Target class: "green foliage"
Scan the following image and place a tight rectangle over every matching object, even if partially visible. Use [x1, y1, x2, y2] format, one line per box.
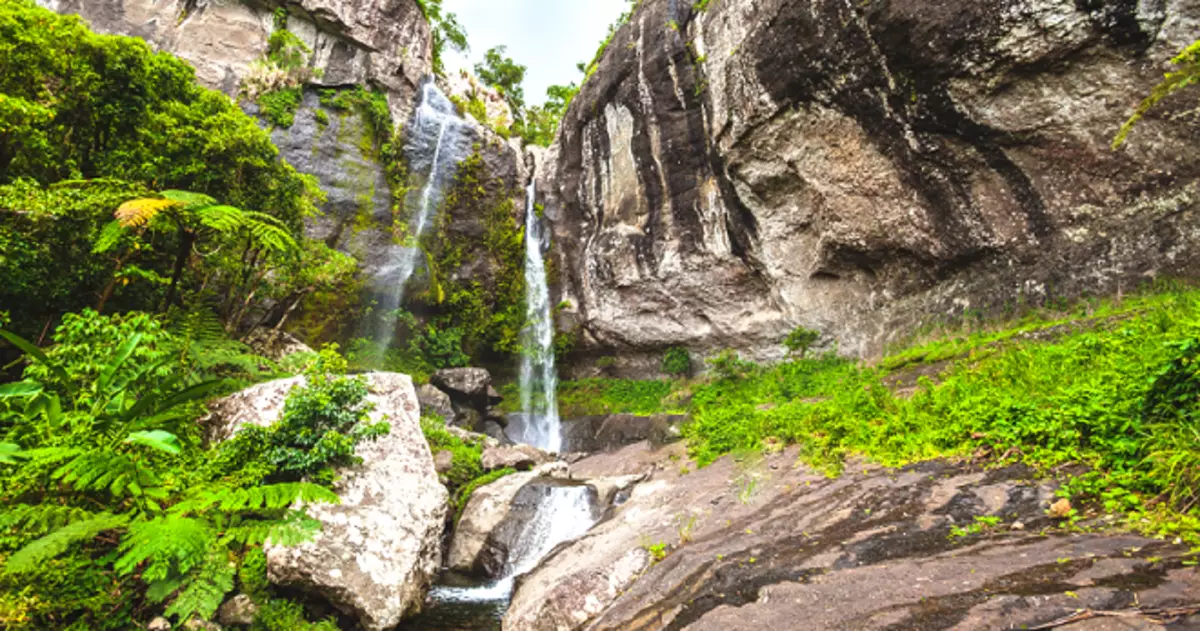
[251, 598, 339, 631]
[0, 318, 380, 627]
[475, 46, 527, 113]
[662, 347, 692, 377]
[581, 0, 641, 80]
[705, 349, 756, 381]
[319, 86, 394, 153]
[417, 0, 468, 77]
[258, 87, 303, 128]
[421, 415, 483, 489]
[1115, 38, 1200, 148]
[783, 326, 820, 358]
[546, 378, 682, 417]
[0, 2, 340, 340]
[235, 347, 386, 485]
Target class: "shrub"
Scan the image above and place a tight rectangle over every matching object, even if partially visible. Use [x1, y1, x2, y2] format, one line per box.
[662, 346, 691, 377]
[783, 326, 820, 358]
[705, 349, 755, 381]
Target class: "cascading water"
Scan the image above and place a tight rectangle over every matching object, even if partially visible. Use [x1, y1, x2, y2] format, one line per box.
[412, 179, 595, 630]
[371, 82, 468, 351]
[515, 181, 563, 453]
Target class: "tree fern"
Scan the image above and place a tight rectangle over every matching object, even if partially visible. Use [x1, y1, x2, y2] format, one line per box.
[171, 482, 338, 515]
[5, 513, 129, 574]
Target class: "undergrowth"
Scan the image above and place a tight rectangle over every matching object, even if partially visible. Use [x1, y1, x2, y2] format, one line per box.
[554, 284, 1200, 544]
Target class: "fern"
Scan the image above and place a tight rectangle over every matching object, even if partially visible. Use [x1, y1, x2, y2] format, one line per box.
[92, 219, 127, 254]
[171, 482, 338, 515]
[221, 511, 321, 547]
[52, 450, 160, 501]
[115, 516, 214, 581]
[162, 550, 236, 622]
[0, 504, 98, 535]
[5, 513, 129, 573]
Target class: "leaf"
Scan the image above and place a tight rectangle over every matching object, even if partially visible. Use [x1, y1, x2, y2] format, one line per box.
[92, 219, 127, 254]
[0, 443, 25, 465]
[0, 381, 41, 398]
[5, 513, 128, 573]
[0, 329, 74, 395]
[115, 198, 180, 228]
[97, 333, 143, 394]
[160, 190, 217, 208]
[124, 430, 182, 455]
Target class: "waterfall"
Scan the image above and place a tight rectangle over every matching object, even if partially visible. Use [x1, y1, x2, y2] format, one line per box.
[515, 181, 563, 452]
[371, 82, 467, 351]
[428, 483, 598, 605]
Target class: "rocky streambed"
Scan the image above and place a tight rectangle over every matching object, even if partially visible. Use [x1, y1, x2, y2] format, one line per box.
[205, 373, 1198, 630]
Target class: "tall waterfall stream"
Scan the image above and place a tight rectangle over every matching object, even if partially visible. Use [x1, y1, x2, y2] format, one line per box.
[408, 171, 599, 629]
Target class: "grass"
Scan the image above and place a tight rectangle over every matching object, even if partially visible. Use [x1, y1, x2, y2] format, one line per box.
[549, 282, 1200, 545]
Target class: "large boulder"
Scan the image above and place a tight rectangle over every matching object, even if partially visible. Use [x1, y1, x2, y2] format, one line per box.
[504, 443, 1198, 630]
[415, 383, 455, 423]
[204, 372, 447, 631]
[541, 0, 1200, 374]
[430, 368, 508, 431]
[480, 443, 552, 471]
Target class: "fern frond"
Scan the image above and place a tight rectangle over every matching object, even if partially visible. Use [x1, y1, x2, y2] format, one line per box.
[162, 550, 236, 623]
[194, 205, 246, 233]
[161, 190, 217, 208]
[4, 512, 128, 573]
[115, 516, 215, 582]
[166, 308, 228, 345]
[52, 450, 160, 500]
[224, 510, 321, 547]
[172, 482, 338, 515]
[93, 219, 127, 254]
[1115, 38, 1200, 148]
[242, 211, 299, 256]
[0, 504, 96, 535]
[116, 198, 180, 228]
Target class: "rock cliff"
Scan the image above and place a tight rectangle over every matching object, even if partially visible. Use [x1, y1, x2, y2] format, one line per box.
[541, 0, 1200, 373]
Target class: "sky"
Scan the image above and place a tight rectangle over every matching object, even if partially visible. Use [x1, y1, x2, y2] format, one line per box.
[441, 0, 631, 106]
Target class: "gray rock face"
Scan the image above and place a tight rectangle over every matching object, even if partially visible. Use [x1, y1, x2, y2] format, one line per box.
[543, 0, 1200, 371]
[504, 443, 1198, 630]
[204, 372, 447, 631]
[430, 368, 508, 431]
[559, 414, 686, 453]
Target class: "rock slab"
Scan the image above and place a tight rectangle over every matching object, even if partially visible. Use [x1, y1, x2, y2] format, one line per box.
[205, 372, 447, 631]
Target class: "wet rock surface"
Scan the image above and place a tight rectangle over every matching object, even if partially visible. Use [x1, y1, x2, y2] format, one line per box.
[505, 442, 1198, 630]
[560, 414, 686, 453]
[543, 0, 1200, 372]
[204, 373, 447, 631]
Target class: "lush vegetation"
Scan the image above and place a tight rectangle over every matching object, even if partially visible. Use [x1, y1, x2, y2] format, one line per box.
[415, 0, 468, 77]
[0, 313, 375, 629]
[1115, 37, 1200, 148]
[557, 285, 1200, 544]
[418, 415, 515, 522]
[0, 1, 353, 347]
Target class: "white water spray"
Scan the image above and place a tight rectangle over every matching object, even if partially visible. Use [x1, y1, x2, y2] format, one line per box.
[372, 83, 466, 350]
[516, 181, 563, 452]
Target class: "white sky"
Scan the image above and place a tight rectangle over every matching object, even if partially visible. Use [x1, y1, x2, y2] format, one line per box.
[441, 0, 631, 106]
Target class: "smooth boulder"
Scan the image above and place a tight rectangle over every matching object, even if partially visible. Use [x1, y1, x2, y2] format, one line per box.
[205, 372, 447, 631]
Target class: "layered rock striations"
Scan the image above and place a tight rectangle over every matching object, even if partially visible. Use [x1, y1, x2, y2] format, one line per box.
[542, 0, 1200, 372]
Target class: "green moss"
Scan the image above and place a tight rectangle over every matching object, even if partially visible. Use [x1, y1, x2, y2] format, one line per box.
[257, 86, 303, 128]
[313, 108, 329, 128]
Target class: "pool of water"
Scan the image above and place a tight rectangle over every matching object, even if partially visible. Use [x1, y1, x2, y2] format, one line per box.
[404, 573, 508, 630]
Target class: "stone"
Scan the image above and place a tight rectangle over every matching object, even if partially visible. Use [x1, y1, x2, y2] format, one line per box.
[204, 373, 447, 631]
[416, 384, 455, 423]
[1050, 498, 1074, 519]
[431, 368, 493, 400]
[480, 444, 552, 471]
[216, 594, 259, 627]
[147, 618, 171, 631]
[434, 450, 455, 474]
[560, 414, 687, 453]
[243, 329, 314, 363]
[182, 621, 221, 631]
[505, 446, 1197, 630]
[541, 0, 1200, 374]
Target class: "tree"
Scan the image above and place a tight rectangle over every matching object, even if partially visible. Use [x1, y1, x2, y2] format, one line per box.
[417, 0, 468, 77]
[111, 191, 298, 314]
[475, 46, 527, 114]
